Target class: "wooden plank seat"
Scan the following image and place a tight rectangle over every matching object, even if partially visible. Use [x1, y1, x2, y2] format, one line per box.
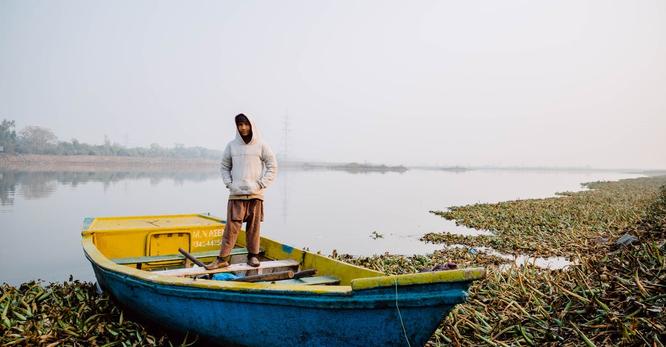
[271, 276, 341, 286]
[153, 259, 300, 278]
[112, 247, 261, 265]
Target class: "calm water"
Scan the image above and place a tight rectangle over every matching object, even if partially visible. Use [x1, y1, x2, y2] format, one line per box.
[0, 168, 640, 285]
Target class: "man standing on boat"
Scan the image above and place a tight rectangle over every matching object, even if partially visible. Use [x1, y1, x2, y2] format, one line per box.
[206, 113, 278, 270]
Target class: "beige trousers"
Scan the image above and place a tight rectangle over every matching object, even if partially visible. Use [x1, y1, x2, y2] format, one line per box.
[219, 199, 263, 257]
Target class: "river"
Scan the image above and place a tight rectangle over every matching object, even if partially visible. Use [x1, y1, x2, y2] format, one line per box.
[0, 167, 640, 285]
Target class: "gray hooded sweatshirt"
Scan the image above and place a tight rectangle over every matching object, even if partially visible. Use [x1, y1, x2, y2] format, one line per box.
[220, 114, 278, 200]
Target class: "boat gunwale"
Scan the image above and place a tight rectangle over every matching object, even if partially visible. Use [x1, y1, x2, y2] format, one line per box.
[82, 214, 485, 295]
[83, 236, 353, 295]
[89, 258, 473, 309]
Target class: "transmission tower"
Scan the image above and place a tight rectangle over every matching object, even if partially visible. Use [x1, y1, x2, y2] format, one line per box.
[281, 110, 290, 223]
[282, 110, 290, 163]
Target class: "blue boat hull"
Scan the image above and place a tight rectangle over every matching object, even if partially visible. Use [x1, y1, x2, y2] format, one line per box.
[90, 262, 471, 346]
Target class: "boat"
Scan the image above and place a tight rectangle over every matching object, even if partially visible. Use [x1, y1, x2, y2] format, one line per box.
[81, 213, 485, 346]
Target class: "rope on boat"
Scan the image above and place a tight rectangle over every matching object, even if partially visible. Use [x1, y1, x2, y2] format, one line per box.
[394, 278, 412, 347]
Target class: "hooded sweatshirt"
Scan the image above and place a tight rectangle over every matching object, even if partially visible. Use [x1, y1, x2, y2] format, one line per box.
[220, 114, 277, 200]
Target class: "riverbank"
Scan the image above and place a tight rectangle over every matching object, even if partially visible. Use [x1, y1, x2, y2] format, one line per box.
[0, 154, 219, 172]
[4, 154, 661, 176]
[1, 175, 664, 345]
[0, 154, 410, 174]
[298, 161, 409, 173]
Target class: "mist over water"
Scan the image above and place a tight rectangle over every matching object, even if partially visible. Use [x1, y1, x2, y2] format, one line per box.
[1, 1, 665, 170]
[0, 167, 639, 285]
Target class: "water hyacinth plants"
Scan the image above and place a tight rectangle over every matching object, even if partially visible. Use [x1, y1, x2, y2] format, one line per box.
[346, 176, 666, 346]
[0, 278, 198, 346]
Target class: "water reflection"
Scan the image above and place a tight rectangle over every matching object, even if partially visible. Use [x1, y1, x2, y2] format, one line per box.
[0, 170, 219, 206]
[0, 165, 413, 206]
[0, 171, 16, 205]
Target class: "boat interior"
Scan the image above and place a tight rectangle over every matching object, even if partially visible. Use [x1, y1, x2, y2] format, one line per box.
[114, 247, 342, 285]
[83, 214, 383, 286]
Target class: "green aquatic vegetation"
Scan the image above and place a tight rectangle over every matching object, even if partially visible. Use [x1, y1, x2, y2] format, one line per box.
[340, 176, 666, 346]
[429, 176, 666, 257]
[435, 238, 665, 346]
[638, 185, 666, 235]
[421, 232, 498, 249]
[332, 247, 510, 274]
[369, 230, 384, 240]
[0, 279, 198, 346]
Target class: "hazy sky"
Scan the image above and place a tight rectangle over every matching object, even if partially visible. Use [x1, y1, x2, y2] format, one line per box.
[1, 0, 664, 169]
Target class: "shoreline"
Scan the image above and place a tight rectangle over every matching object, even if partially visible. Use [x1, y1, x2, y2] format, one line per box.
[3, 154, 663, 175]
[0, 154, 219, 172]
[0, 154, 412, 174]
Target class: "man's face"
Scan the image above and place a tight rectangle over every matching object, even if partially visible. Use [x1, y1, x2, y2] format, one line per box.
[237, 121, 251, 136]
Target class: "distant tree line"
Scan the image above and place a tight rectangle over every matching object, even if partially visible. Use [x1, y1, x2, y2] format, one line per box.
[0, 119, 222, 159]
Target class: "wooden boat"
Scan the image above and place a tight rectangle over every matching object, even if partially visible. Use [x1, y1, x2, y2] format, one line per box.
[81, 213, 485, 346]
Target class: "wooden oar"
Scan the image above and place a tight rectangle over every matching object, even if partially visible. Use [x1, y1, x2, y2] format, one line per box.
[293, 269, 317, 279]
[178, 248, 207, 268]
[232, 270, 294, 283]
[228, 269, 318, 283]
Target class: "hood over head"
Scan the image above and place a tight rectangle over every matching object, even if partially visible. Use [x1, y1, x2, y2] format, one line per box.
[233, 113, 261, 144]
